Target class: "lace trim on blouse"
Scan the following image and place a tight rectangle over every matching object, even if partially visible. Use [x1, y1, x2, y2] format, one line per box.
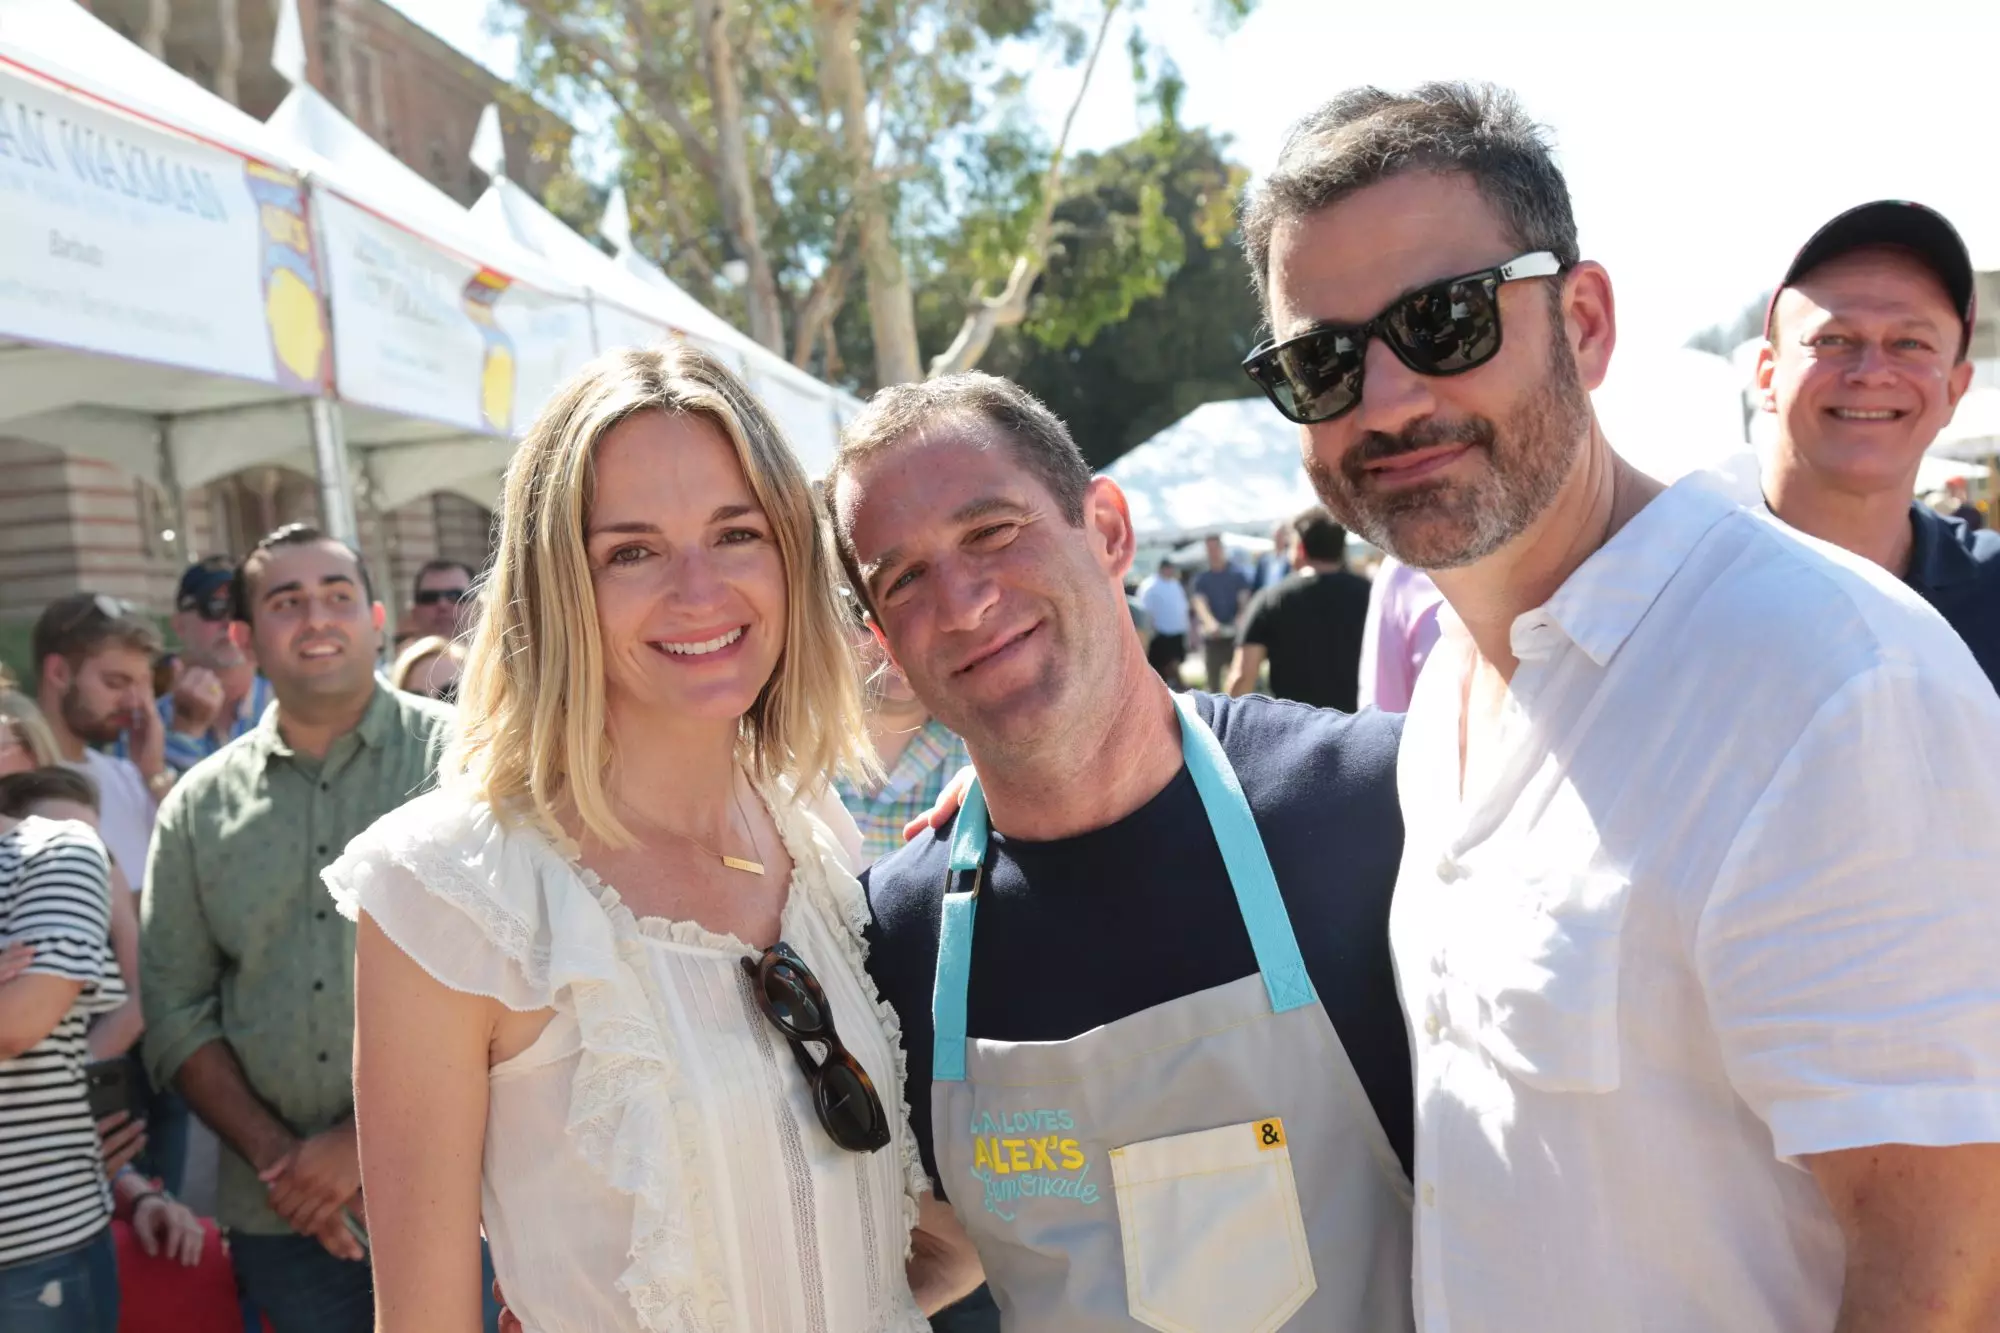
[325, 780, 927, 1332]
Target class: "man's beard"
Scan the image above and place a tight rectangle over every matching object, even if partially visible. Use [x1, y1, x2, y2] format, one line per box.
[61, 686, 126, 745]
[1304, 327, 1592, 570]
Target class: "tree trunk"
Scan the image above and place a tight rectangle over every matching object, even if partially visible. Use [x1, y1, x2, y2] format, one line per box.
[140, 0, 171, 58]
[694, 0, 786, 355]
[811, 0, 922, 386]
[927, 0, 1119, 379]
[213, 0, 242, 105]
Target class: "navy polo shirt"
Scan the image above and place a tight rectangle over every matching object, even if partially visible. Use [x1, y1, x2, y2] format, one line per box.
[1906, 502, 2000, 692]
[861, 692, 1412, 1200]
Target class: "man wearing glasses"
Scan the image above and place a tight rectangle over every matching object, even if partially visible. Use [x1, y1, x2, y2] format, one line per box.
[1240, 82, 2000, 1330]
[158, 557, 275, 775]
[407, 559, 476, 642]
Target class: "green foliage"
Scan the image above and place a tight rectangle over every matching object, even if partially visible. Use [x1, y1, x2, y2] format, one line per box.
[509, 0, 1260, 391]
[980, 124, 1264, 469]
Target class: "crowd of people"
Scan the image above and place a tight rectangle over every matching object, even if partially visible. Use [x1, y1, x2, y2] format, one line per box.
[1, 75, 1997, 1333]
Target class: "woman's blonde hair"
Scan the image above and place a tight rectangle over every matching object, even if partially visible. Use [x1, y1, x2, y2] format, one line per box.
[0, 692, 61, 768]
[388, 635, 460, 692]
[448, 342, 868, 846]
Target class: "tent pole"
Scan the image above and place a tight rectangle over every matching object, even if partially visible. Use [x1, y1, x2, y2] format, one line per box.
[306, 396, 359, 544]
[299, 172, 361, 547]
[155, 416, 193, 564]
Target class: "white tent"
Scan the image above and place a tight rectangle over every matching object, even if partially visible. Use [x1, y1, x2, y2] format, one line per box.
[1591, 346, 1748, 483]
[263, 84, 600, 510]
[0, 0, 352, 535]
[1105, 398, 1315, 541]
[1110, 348, 1753, 542]
[468, 174, 862, 475]
[1929, 385, 2000, 463]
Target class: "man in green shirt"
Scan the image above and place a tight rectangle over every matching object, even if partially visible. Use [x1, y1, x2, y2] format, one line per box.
[141, 524, 452, 1333]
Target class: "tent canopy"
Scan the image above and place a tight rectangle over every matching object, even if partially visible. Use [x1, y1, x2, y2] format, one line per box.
[0, 0, 343, 515]
[467, 176, 862, 474]
[1111, 347, 1754, 543]
[1105, 397, 1314, 542]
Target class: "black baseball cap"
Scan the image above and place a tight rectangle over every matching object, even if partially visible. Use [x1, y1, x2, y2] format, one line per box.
[1766, 200, 1976, 352]
[176, 556, 235, 617]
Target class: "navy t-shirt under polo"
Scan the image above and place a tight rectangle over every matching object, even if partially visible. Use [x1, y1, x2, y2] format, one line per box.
[1906, 502, 2000, 692]
[861, 692, 1411, 1200]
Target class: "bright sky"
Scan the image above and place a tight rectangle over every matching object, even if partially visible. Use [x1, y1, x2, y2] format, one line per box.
[396, 0, 2000, 357]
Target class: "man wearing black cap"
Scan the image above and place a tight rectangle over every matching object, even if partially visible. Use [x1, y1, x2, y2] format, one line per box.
[1756, 200, 2000, 688]
[161, 556, 274, 775]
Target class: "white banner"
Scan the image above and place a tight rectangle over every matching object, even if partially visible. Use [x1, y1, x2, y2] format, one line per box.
[316, 190, 595, 436]
[0, 64, 327, 392]
[588, 298, 672, 359]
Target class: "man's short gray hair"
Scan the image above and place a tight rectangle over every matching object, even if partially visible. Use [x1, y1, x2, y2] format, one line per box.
[1240, 81, 1579, 314]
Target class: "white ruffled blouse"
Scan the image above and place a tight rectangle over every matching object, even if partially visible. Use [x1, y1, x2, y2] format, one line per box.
[323, 781, 931, 1333]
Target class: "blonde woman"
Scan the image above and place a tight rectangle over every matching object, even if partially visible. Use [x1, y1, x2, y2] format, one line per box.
[387, 634, 465, 703]
[324, 345, 976, 1332]
[0, 691, 61, 778]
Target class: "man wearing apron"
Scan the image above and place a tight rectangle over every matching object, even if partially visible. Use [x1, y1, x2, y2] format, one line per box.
[829, 374, 1415, 1332]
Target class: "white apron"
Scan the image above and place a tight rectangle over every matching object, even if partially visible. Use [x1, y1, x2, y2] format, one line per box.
[930, 693, 1414, 1332]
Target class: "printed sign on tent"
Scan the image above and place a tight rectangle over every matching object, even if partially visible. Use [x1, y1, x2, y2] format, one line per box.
[314, 190, 595, 436]
[0, 64, 326, 391]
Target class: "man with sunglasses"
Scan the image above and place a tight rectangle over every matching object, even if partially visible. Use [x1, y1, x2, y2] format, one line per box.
[159, 557, 275, 776]
[1239, 81, 2000, 1331]
[408, 559, 476, 642]
[833, 373, 1414, 1332]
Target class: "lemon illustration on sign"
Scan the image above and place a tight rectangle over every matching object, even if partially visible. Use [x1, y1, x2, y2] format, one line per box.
[265, 267, 325, 383]
[481, 345, 516, 432]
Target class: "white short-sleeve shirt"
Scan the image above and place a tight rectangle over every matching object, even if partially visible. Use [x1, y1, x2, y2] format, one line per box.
[1391, 470, 2000, 1333]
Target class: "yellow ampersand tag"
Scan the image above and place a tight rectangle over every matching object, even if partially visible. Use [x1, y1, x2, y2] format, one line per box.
[1254, 1118, 1286, 1151]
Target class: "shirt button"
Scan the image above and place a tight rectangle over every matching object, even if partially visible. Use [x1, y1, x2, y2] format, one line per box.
[1421, 1183, 1437, 1207]
[313, 980, 325, 992]
[1424, 1013, 1442, 1039]
[318, 1052, 329, 1063]
[316, 845, 328, 856]
[316, 910, 328, 921]
[319, 782, 330, 792]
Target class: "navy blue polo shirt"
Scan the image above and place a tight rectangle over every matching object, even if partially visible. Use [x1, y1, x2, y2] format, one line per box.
[1906, 502, 2000, 691]
[861, 692, 1412, 1200]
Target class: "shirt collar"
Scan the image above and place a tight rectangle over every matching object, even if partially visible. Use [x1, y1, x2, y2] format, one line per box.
[248, 683, 396, 764]
[1905, 501, 1981, 595]
[1523, 473, 1740, 668]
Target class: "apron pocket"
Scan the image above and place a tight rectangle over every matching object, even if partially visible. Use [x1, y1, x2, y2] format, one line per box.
[1109, 1119, 1317, 1333]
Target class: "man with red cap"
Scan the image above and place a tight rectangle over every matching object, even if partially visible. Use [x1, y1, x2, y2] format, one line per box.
[1755, 200, 2000, 688]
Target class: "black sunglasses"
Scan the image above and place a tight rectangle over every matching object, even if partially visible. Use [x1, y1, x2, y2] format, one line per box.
[1242, 251, 1567, 425]
[742, 943, 892, 1153]
[413, 587, 468, 607]
[189, 587, 233, 622]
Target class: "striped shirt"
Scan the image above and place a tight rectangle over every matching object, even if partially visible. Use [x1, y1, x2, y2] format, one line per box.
[0, 818, 124, 1267]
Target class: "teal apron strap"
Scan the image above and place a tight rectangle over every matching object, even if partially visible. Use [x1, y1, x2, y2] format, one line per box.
[931, 781, 989, 1083]
[1172, 692, 1318, 1014]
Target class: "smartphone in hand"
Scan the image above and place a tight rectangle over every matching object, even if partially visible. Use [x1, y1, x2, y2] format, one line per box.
[84, 1057, 142, 1122]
